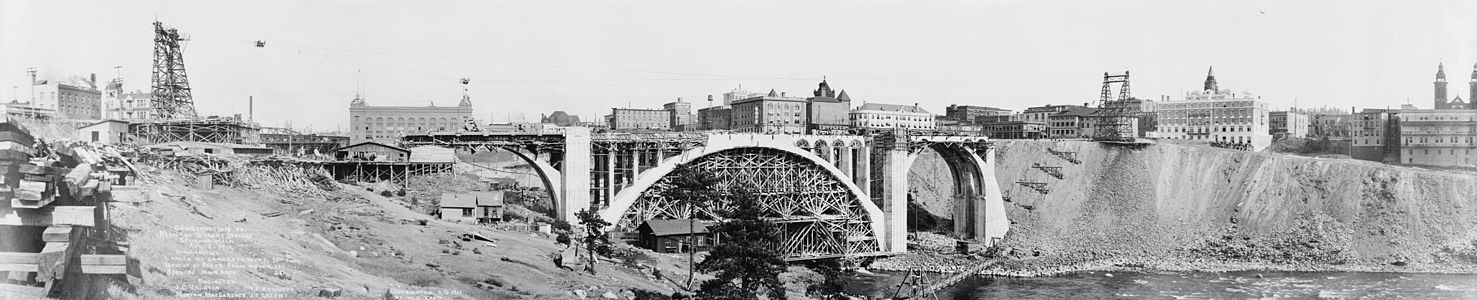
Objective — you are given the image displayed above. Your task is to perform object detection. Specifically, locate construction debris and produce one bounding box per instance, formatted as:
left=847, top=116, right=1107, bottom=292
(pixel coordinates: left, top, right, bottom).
left=1046, top=148, right=1081, bottom=165
left=1031, top=162, right=1064, bottom=179
left=1016, top=181, right=1050, bottom=194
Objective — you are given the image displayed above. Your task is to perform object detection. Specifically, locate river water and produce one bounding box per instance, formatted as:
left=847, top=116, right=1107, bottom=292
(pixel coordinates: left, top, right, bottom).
left=847, top=270, right=1477, bottom=299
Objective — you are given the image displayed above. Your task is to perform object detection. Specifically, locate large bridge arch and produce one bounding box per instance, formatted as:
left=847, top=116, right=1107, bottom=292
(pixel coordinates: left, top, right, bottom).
left=485, top=146, right=562, bottom=215
left=599, top=141, right=892, bottom=256
left=898, top=138, right=1010, bottom=247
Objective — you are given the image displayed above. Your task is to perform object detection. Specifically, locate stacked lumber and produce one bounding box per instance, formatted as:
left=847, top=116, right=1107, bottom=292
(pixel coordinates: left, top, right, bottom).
left=0, top=122, right=133, bottom=296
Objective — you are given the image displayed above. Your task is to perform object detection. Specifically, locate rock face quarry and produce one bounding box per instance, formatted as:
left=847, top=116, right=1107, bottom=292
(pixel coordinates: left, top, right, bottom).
left=984, top=140, right=1477, bottom=271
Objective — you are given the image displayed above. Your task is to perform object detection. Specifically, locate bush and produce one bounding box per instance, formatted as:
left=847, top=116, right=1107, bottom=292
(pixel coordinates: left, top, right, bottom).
left=380, top=190, right=393, bottom=197
left=396, top=189, right=407, bottom=196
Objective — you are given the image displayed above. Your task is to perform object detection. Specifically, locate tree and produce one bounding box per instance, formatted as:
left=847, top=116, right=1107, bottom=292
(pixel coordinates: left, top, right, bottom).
left=805, top=259, right=848, bottom=299
left=658, top=165, right=721, bottom=290
left=696, top=188, right=787, bottom=300
left=576, top=208, right=612, bottom=275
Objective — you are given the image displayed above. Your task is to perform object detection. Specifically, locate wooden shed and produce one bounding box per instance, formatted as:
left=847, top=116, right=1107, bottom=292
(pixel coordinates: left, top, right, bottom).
left=636, top=219, right=713, bottom=253
left=77, top=120, right=130, bottom=144
left=333, top=141, right=409, bottom=162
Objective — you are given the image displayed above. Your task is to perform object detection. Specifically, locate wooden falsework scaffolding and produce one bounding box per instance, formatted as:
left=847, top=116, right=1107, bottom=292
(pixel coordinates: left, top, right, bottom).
left=324, top=162, right=453, bottom=187
left=129, top=119, right=261, bottom=145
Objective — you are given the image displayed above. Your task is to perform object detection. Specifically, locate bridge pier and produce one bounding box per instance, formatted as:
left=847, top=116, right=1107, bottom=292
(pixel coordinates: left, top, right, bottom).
left=880, top=135, right=911, bottom=253
left=560, top=127, right=591, bottom=222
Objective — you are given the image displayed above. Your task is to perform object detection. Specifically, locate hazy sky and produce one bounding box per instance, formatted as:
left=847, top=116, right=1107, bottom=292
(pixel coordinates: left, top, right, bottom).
left=2, top=0, right=1475, bottom=132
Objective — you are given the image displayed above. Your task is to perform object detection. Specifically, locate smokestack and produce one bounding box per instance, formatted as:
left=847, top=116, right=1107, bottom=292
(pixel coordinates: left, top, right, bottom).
left=249, top=96, right=254, bottom=121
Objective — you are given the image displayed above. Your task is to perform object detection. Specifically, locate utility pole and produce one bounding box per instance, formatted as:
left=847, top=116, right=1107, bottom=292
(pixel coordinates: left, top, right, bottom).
left=26, top=67, right=37, bottom=103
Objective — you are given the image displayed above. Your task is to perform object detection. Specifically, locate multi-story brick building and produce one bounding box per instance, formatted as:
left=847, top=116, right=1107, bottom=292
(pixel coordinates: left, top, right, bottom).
left=980, top=115, right=1046, bottom=139
left=32, top=77, right=102, bottom=120
left=662, top=98, right=693, bottom=131
left=1154, top=69, right=1271, bottom=150
left=943, top=105, right=1010, bottom=124
left=1399, top=109, right=1477, bottom=167
left=1269, top=111, right=1311, bottom=139
left=101, top=78, right=157, bottom=121
left=730, top=90, right=808, bottom=134
left=1350, top=109, right=1402, bottom=163
left=609, top=108, right=672, bottom=131
left=1018, top=104, right=1081, bottom=124
left=849, top=102, right=934, bottom=131
left=1311, top=113, right=1352, bottom=138
left=696, top=105, right=732, bottom=131
left=805, top=80, right=853, bottom=134
left=348, top=94, right=474, bottom=144
left=1046, top=106, right=1099, bottom=138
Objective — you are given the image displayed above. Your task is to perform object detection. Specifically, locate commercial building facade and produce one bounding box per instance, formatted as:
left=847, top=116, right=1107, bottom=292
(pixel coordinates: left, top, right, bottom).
left=609, top=108, right=672, bottom=131
left=849, top=103, right=934, bottom=130
left=1350, top=109, right=1402, bottom=163
left=662, top=99, right=693, bottom=131
left=943, top=105, right=1010, bottom=124
left=32, top=78, right=102, bottom=120
left=1154, top=71, right=1271, bottom=150
left=1399, top=109, right=1477, bottom=167
left=730, top=92, right=808, bottom=134
left=805, top=80, right=852, bottom=134
left=1269, top=111, right=1311, bottom=139
left=348, top=95, right=474, bottom=144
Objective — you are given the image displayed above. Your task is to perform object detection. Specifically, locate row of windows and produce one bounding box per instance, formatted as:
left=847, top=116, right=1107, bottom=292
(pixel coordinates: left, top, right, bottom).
left=1408, top=149, right=1475, bottom=155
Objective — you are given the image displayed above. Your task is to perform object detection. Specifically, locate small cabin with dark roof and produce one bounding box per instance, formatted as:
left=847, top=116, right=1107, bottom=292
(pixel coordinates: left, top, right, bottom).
left=333, top=141, right=409, bottom=162
left=636, top=219, right=714, bottom=253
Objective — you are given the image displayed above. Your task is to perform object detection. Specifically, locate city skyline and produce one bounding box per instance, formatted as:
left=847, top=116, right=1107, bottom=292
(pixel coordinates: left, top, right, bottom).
left=2, top=0, right=1476, bottom=132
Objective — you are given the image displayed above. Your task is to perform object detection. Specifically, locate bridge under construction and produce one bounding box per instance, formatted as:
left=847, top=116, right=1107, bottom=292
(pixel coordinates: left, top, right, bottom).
left=404, top=129, right=1011, bottom=261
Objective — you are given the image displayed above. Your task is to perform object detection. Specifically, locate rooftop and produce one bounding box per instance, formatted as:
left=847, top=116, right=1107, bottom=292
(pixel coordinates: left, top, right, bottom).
left=855, top=103, right=931, bottom=114
left=641, top=219, right=710, bottom=236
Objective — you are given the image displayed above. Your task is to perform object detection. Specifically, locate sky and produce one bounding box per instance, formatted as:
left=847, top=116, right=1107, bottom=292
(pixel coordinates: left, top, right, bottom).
left=1, top=0, right=1475, bottom=132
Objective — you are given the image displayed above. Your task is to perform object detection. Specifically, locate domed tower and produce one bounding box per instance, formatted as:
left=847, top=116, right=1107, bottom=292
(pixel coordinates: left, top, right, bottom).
left=1435, top=63, right=1449, bottom=109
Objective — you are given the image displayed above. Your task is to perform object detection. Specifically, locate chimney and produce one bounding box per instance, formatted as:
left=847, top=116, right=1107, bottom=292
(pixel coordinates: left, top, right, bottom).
left=781, top=92, right=786, bottom=97
left=89, top=73, right=96, bottom=84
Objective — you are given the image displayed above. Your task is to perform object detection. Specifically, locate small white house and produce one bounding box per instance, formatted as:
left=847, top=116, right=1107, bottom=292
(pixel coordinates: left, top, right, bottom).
left=78, top=120, right=130, bottom=144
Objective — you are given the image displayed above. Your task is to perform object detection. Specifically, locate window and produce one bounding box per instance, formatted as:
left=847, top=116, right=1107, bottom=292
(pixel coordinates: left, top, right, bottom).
left=91, top=131, right=99, bottom=142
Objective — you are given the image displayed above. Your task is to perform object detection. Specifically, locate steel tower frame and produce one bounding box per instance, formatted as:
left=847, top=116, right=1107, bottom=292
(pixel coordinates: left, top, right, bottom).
left=151, top=21, right=198, bottom=120
left=1094, top=71, right=1134, bottom=141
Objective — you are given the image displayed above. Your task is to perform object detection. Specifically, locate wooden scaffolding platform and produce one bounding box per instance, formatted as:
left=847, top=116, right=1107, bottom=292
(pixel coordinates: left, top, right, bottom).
left=324, top=162, right=454, bottom=186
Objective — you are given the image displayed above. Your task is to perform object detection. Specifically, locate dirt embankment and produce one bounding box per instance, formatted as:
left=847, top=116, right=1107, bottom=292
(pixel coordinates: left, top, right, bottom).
left=987, top=140, right=1477, bottom=275
left=102, top=168, right=690, bottom=299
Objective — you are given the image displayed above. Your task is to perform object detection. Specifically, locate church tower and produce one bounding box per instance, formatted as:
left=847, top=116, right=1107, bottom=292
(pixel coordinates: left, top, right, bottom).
left=1203, top=66, right=1218, bottom=92
left=1469, top=63, right=1476, bottom=108
left=1435, top=63, right=1449, bottom=109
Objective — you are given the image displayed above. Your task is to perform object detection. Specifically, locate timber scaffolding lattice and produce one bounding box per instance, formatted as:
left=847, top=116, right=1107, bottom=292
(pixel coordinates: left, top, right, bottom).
left=128, top=119, right=261, bottom=145
left=1046, top=148, right=1080, bottom=164
left=325, top=162, right=454, bottom=187
left=1016, top=181, right=1050, bottom=194
left=1031, top=162, right=1063, bottom=179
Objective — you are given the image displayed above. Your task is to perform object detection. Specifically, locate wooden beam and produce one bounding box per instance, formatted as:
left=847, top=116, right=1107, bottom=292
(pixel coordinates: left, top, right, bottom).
left=0, top=263, right=38, bottom=272
left=0, top=252, right=39, bottom=264
left=50, top=206, right=96, bottom=227
left=41, top=226, right=73, bottom=242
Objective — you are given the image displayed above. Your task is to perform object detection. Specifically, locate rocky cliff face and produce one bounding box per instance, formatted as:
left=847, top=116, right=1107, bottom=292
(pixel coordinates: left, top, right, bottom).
left=988, top=140, right=1477, bottom=270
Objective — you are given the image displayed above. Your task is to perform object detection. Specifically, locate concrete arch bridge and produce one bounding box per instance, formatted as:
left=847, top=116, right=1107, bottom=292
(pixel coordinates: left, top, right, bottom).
left=403, top=129, right=1008, bottom=260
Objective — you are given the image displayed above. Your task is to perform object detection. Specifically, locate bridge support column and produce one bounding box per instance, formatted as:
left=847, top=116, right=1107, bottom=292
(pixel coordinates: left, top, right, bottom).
left=856, top=146, right=871, bottom=200
left=880, top=141, right=909, bottom=253
left=838, top=147, right=854, bottom=180
left=974, top=147, right=1010, bottom=247
left=560, top=127, right=592, bottom=222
